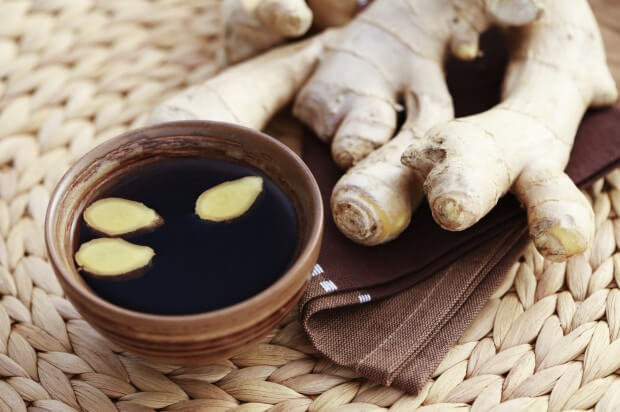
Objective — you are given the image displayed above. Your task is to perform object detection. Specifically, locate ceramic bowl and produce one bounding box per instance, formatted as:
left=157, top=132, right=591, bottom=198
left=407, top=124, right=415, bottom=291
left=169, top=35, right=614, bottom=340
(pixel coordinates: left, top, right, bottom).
left=45, top=121, right=323, bottom=364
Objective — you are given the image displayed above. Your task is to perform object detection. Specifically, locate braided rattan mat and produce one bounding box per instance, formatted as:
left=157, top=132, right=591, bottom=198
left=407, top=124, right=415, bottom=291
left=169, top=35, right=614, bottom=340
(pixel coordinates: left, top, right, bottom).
left=1, top=1, right=620, bottom=411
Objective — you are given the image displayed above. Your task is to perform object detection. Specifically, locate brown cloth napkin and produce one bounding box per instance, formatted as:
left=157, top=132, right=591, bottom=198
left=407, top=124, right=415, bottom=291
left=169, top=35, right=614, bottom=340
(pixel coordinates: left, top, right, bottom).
left=299, top=29, right=620, bottom=394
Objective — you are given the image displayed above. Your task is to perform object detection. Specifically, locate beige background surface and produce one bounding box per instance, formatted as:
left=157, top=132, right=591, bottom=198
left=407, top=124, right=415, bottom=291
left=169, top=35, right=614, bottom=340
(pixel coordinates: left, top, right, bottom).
left=0, top=1, right=618, bottom=411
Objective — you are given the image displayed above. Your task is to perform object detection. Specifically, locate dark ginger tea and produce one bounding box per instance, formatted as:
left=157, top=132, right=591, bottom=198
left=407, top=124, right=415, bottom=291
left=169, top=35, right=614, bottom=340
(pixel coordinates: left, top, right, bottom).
left=74, top=157, right=300, bottom=315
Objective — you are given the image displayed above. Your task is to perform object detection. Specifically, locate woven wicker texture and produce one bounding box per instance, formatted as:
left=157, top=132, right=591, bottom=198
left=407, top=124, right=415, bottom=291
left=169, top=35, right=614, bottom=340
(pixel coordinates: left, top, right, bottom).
left=1, top=0, right=620, bottom=411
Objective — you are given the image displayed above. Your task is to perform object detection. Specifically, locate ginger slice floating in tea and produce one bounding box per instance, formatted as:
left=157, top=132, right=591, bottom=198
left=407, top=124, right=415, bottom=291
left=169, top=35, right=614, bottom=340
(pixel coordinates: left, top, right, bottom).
left=195, top=176, right=263, bottom=222
left=84, top=197, right=163, bottom=236
left=75, top=238, right=155, bottom=278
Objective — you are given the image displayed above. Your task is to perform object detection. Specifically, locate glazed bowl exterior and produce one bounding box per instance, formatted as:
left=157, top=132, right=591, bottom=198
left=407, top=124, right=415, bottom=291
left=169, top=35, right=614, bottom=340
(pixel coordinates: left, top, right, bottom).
left=45, top=121, right=323, bottom=364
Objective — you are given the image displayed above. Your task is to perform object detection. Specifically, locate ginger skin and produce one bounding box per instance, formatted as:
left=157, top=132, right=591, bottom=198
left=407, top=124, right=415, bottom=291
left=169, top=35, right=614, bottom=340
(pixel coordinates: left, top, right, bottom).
left=401, top=0, right=617, bottom=261
left=220, top=0, right=366, bottom=64
left=220, top=0, right=313, bottom=64
left=149, top=36, right=324, bottom=129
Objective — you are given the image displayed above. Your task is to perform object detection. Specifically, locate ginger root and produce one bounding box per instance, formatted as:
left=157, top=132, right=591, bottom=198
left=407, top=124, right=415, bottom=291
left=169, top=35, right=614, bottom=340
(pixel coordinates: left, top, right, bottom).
left=221, top=0, right=313, bottom=64
left=219, top=0, right=369, bottom=65
left=195, top=176, right=263, bottom=222
left=297, top=0, right=542, bottom=246
left=149, top=36, right=324, bottom=129
left=75, top=238, right=155, bottom=278
left=401, top=0, right=617, bottom=260
left=151, top=0, right=617, bottom=261
left=84, top=198, right=162, bottom=237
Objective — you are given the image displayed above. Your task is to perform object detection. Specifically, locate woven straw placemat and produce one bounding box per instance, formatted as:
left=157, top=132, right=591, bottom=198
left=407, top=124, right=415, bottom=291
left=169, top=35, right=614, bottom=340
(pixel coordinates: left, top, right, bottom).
left=1, top=1, right=620, bottom=411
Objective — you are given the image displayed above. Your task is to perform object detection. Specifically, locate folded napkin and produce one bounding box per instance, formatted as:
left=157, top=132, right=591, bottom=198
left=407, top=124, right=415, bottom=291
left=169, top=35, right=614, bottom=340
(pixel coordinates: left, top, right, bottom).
left=299, top=30, right=620, bottom=393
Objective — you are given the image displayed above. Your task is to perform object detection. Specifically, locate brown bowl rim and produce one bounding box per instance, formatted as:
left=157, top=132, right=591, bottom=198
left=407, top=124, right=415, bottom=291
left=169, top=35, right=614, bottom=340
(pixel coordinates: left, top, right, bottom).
left=45, top=120, right=323, bottom=327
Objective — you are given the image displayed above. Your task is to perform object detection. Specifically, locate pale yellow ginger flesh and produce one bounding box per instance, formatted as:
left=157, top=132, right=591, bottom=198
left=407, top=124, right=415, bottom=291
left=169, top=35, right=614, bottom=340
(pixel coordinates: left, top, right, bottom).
left=75, top=238, right=155, bottom=277
left=83, top=198, right=162, bottom=236
left=195, top=176, right=263, bottom=222
left=402, top=0, right=617, bottom=260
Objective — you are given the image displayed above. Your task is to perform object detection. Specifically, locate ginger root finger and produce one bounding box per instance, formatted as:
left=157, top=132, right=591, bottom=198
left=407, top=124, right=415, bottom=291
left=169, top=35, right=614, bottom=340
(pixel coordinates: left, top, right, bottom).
left=330, top=96, right=398, bottom=169
left=255, top=0, right=313, bottom=37
left=293, top=39, right=401, bottom=146
left=331, top=90, right=452, bottom=245
left=514, top=167, right=594, bottom=261
left=294, top=0, right=450, bottom=166
left=402, top=0, right=617, bottom=260
left=195, top=176, right=263, bottom=222
left=149, top=36, right=325, bottom=129
left=331, top=129, right=423, bottom=245
left=75, top=238, right=155, bottom=279
left=403, top=117, right=515, bottom=231
left=84, top=198, right=162, bottom=237
left=221, top=0, right=313, bottom=64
